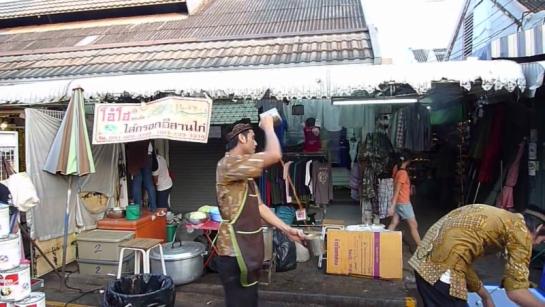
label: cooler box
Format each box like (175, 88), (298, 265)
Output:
(97, 210), (166, 242)
(78, 255), (134, 276)
(77, 229), (135, 261)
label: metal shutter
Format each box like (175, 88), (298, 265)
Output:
(169, 139), (225, 213)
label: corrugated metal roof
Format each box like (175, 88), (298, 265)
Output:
(0, 32), (372, 80)
(411, 48), (447, 63)
(433, 48), (447, 62)
(518, 0), (545, 13)
(211, 101), (258, 125)
(0, 0), (367, 53)
(0, 0), (186, 20)
(412, 49), (428, 63)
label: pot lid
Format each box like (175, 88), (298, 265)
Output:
(150, 241), (205, 261)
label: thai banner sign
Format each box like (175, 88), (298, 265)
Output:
(92, 96), (212, 144)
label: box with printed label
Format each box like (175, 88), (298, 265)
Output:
(326, 230), (402, 279)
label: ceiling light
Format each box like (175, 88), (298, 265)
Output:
(0, 121), (8, 130)
(332, 97), (419, 105)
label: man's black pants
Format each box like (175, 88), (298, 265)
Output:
(215, 256), (259, 307)
(415, 271), (469, 307)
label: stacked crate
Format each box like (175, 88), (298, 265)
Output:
(77, 230), (135, 276)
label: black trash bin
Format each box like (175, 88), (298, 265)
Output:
(102, 274), (176, 307)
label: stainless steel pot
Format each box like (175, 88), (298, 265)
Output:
(150, 241), (206, 285)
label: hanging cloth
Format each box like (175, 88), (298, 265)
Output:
(478, 105), (505, 184)
(496, 141), (526, 209)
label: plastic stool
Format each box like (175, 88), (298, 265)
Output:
(117, 238), (166, 278)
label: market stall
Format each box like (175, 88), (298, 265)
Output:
(0, 59), (535, 283)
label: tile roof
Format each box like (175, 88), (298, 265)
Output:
(211, 101), (258, 125)
(0, 32), (372, 80)
(0, 0), (186, 20)
(0, 0), (373, 82)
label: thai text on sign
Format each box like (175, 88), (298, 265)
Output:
(92, 96), (212, 144)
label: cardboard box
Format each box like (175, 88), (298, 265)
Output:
(322, 219), (345, 226)
(32, 233), (77, 277)
(326, 230), (402, 279)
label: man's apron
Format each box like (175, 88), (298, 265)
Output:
(225, 180), (264, 287)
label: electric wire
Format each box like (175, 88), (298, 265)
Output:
(456, 0), (516, 49)
(449, 19), (518, 60)
(452, 14), (516, 59)
(449, 0), (521, 59)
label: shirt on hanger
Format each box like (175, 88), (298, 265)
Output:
(312, 161), (333, 205)
(283, 161), (293, 203)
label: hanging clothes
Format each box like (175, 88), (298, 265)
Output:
(303, 126), (321, 153)
(478, 105), (505, 184)
(377, 178), (394, 219)
(349, 139), (360, 163)
(283, 161), (293, 203)
(305, 160), (313, 195)
(389, 110), (405, 149)
(338, 105), (376, 131)
(388, 104), (431, 151)
(357, 132), (394, 217)
(338, 129), (351, 168)
(404, 104), (432, 151)
(497, 141), (526, 209)
(312, 161), (333, 205)
(349, 162), (362, 201)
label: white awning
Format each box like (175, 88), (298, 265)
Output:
(0, 59), (526, 104)
(521, 61), (545, 97)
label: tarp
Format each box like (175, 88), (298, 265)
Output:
(0, 60), (527, 104)
(25, 109), (119, 240)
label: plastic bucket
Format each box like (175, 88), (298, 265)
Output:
(14, 292), (46, 307)
(0, 264), (31, 301)
(0, 203), (9, 238)
(166, 224), (177, 242)
(0, 234), (21, 271)
(125, 205), (141, 221)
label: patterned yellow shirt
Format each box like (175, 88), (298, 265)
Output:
(216, 153), (265, 256)
(409, 204), (532, 300)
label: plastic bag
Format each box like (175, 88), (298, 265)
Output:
(102, 274), (176, 307)
(273, 230), (297, 272)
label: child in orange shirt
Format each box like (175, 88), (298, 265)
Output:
(388, 153), (421, 246)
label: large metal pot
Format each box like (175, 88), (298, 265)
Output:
(150, 241), (206, 285)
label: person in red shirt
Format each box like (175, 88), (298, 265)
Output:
(303, 117), (321, 152)
(388, 153), (421, 246)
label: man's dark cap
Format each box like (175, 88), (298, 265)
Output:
(225, 123), (252, 141)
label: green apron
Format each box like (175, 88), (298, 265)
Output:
(224, 180), (264, 287)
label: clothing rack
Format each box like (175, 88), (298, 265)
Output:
(283, 152), (328, 161)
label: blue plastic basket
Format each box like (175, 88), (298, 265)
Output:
(210, 212), (222, 222)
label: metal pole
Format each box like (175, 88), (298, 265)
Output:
(60, 176), (72, 290)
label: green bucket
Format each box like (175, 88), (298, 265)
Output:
(166, 224), (177, 242)
(126, 204), (141, 220)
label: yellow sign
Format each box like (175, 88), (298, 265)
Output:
(92, 96), (213, 144)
